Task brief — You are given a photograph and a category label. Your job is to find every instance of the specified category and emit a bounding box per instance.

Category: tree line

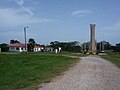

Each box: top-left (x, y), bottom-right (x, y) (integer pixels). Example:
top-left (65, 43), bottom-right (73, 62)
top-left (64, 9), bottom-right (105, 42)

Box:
top-left (0, 39), bottom-right (36, 52)
top-left (0, 39), bottom-right (120, 53)
top-left (49, 41), bottom-right (81, 53)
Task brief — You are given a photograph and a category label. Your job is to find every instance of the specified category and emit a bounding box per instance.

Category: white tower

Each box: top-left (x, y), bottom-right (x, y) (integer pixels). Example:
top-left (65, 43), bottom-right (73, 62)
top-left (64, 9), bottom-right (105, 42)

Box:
top-left (89, 24), bottom-right (96, 54)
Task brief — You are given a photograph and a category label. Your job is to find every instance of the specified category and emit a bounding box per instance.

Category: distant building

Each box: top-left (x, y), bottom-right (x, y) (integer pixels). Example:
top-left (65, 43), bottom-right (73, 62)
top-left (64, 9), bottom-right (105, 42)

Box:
top-left (8, 43), bottom-right (27, 52)
top-left (81, 42), bottom-right (90, 52)
top-left (34, 46), bottom-right (44, 52)
top-left (58, 47), bottom-right (62, 52)
top-left (45, 47), bottom-right (54, 52)
top-left (45, 46), bottom-right (62, 53)
top-left (8, 43), bottom-right (44, 52)
top-left (98, 41), bottom-right (111, 52)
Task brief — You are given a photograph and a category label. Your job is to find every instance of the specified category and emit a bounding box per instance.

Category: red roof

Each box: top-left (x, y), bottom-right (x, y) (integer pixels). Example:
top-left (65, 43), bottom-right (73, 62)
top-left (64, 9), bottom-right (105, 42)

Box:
top-left (8, 43), bottom-right (44, 48)
top-left (8, 43), bottom-right (26, 47)
top-left (34, 46), bottom-right (44, 48)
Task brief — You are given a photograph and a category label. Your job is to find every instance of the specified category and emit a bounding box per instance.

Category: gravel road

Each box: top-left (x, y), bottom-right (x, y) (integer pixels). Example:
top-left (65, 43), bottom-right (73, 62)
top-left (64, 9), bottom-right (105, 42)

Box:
top-left (39, 55), bottom-right (120, 90)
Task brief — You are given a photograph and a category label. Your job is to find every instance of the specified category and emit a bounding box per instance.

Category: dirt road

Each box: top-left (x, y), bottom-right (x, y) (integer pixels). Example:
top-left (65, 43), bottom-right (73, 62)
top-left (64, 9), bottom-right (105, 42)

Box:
top-left (39, 55), bottom-right (120, 90)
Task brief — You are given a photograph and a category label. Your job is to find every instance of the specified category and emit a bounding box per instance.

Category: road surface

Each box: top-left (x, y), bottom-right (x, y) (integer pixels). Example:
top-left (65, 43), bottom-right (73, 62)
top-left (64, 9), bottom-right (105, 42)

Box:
top-left (39, 55), bottom-right (120, 90)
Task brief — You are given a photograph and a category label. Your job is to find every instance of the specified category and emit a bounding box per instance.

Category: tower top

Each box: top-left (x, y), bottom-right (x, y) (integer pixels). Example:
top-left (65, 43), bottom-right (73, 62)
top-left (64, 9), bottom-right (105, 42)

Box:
top-left (90, 24), bottom-right (96, 26)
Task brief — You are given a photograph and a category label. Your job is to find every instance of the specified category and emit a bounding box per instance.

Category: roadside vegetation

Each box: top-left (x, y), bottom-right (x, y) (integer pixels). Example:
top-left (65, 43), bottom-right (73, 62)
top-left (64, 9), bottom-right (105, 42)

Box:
top-left (0, 53), bottom-right (79, 90)
top-left (101, 52), bottom-right (120, 68)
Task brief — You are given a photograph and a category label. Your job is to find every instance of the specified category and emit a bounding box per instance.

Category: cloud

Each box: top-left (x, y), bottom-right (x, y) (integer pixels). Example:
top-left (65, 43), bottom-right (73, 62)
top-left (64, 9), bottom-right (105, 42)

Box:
top-left (101, 23), bottom-right (120, 43)
top-left (14, 0), bottom-right (34, 16)
top-left (72, 10), bottom-right (93, 17)
top-left (102, 23), bottom-right (120, 31)
top-left (15, 0), bottom-right (24, 4)
top-left (0, 8), bottom-right (50, 27)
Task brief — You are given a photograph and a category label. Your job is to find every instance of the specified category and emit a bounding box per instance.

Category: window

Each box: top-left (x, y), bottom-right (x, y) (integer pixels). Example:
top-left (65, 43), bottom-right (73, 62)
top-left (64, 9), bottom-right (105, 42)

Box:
top-left (16, 47), bottom-right (19, 50)
top-left (21, 47), bottom-right (23, 50)
top-left (11, 47), bottom-right (14, 50)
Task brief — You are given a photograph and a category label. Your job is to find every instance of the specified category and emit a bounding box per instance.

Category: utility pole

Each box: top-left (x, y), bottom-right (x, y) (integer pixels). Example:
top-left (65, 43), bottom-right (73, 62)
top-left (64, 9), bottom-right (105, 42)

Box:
top-left (99, 42), bottom-right (101, 52)
top-left (102, 41), bottom-right (104, 51)
top-left (24, 26), bottom-right (28, 52)
top-left (84, 42), bottom-right (86, 51)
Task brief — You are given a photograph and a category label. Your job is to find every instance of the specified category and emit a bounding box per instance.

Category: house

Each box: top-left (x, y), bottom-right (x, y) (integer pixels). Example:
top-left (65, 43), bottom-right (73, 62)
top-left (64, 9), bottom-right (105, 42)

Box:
top-left (45, 46), bottom-right (62, 52)
top-left (8, 43), bottom-right (27, 52)
top-left (8, 43), bottom-right (44, 52)
top-left (58, 47), bottom-right (62, 52)
top-left (34, 46), bottom-right (44, 52)
top-left (45, 47), bottom-right (54, 52)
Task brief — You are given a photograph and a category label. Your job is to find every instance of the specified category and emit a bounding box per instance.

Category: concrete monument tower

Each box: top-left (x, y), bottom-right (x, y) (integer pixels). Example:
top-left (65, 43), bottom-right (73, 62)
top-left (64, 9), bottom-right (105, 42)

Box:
top-left (89, 24), bottom-right (96, 54)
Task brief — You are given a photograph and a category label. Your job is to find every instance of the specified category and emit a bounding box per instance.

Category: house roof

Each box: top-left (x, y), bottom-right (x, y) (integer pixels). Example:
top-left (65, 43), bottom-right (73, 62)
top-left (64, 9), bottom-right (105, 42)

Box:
top-left (8, 43), bottom-right (26, 47)
top-left (34, 46), bottom-right (44, 48)
top-left (8, 43), bottom-right (44, 48)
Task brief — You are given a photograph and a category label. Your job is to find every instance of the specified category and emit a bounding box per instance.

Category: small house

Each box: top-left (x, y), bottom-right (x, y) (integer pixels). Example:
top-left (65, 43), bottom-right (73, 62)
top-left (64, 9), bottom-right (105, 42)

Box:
top-left (8, 43), bottom-right (27, 52)
top-left (45, 47), bottom-right (54, 52)
top-left (8, 43), bottom-right (44, 52)
top-left (34, 46), bottom-right (44, 52)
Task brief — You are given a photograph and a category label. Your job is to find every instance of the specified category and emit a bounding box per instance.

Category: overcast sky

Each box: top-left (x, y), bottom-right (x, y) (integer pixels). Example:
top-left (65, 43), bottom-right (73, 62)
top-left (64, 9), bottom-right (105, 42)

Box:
top-left (0, 0), bottom-right (120, 45)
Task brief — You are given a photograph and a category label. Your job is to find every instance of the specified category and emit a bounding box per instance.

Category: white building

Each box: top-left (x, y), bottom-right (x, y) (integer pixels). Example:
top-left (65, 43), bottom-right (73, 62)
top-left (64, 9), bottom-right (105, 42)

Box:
top-left (34, 46), bottom-right (44, 52)
top-left (45, 47), bottom-right (54, 52)
top-left (8, 43), bottom-right (44, 52)
top-left (58, 47), bottom-right (62, 52)
top-left (8, 43), bottom-right (27, 52)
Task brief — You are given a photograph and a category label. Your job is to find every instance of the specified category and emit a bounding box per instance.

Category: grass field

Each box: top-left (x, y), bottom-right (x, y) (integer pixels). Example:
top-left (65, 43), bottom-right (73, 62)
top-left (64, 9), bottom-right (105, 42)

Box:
top-left (0, 52), bottom-right (79, 90)
top-left (101, 52), bottom-right (120, 68)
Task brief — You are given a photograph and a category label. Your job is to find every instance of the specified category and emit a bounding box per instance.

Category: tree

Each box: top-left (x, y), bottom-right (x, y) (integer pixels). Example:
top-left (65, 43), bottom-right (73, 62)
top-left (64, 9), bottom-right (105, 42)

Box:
top-left (27, 38), bottom-right (36, 52)
top-left (69, 41), bottom-right (80, 46)
top-left (0, 43), bottom-right (9, 52)
top-left (49, 41), bottom-right (81, 53)
top-left (116, 43), bottom-right (120, 52)
top-left (10, 39), bottom-right (20, 44)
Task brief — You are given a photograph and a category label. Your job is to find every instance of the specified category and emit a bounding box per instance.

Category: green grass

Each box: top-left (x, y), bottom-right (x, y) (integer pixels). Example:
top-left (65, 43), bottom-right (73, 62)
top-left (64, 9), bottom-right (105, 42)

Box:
top-left (0, 53), bottom-right (79, 90)
top-left (101, 52), bottom-right (120, 68)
